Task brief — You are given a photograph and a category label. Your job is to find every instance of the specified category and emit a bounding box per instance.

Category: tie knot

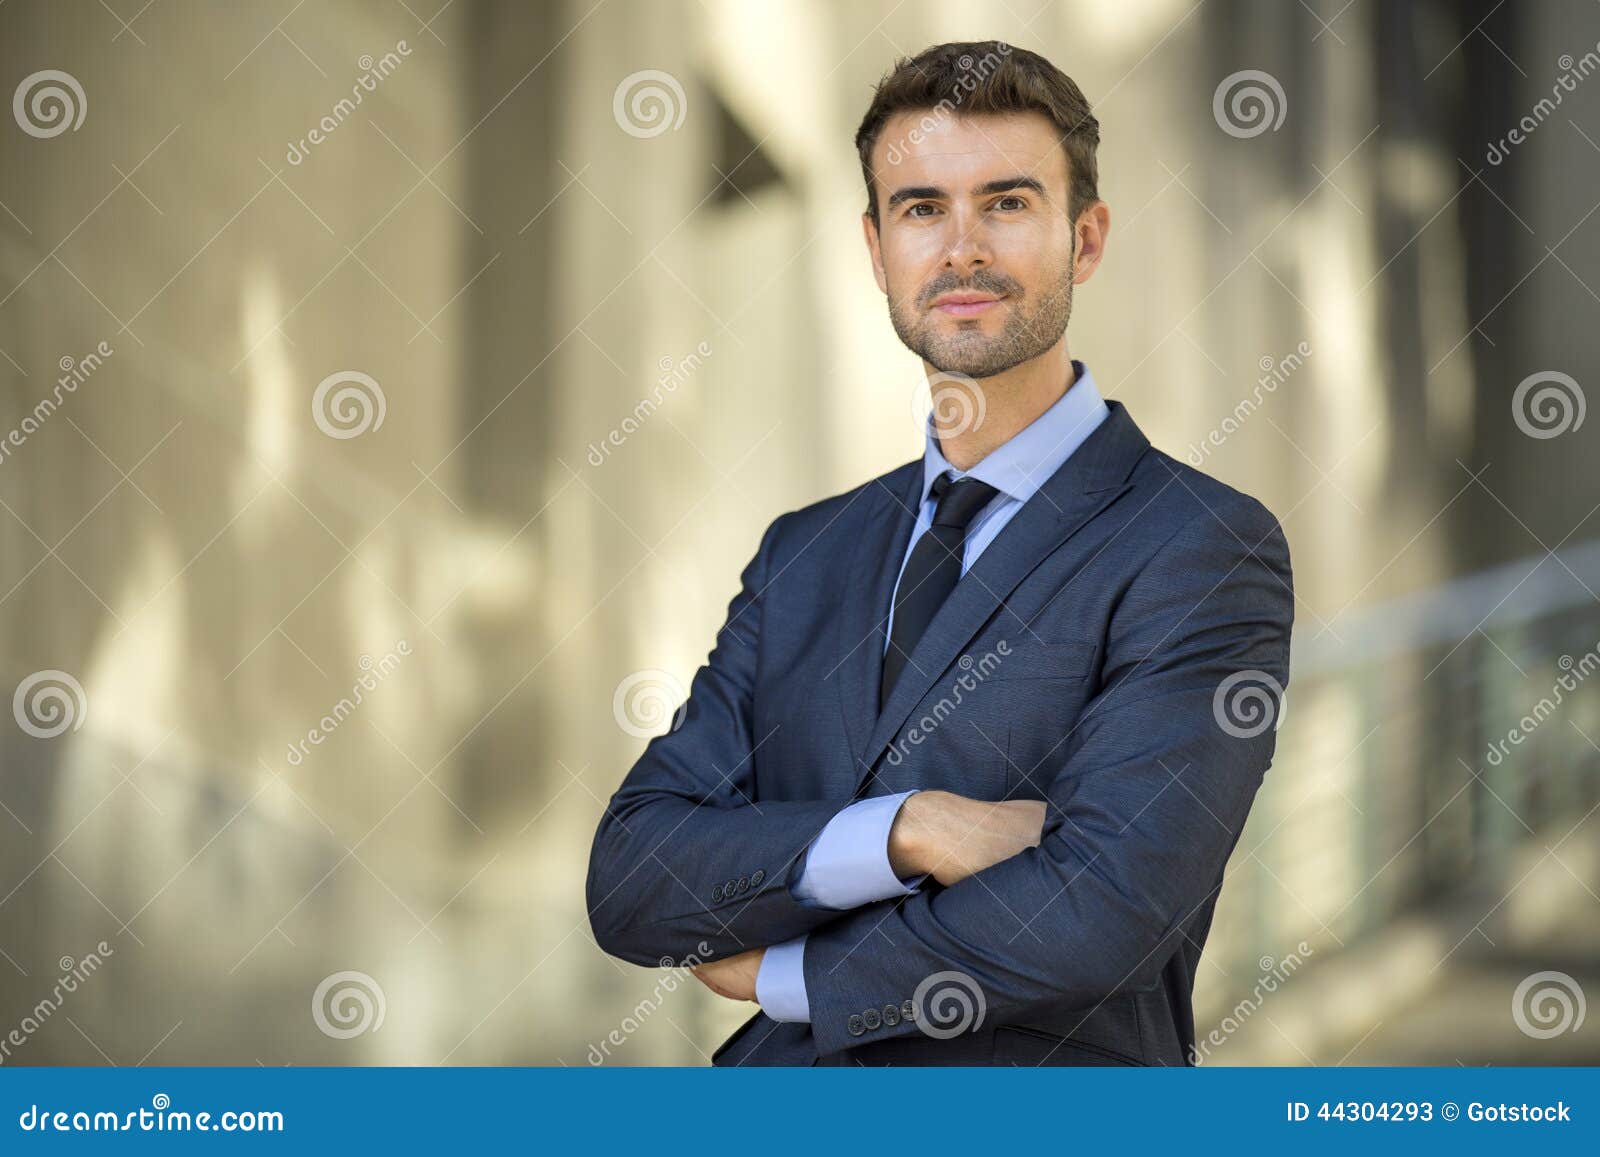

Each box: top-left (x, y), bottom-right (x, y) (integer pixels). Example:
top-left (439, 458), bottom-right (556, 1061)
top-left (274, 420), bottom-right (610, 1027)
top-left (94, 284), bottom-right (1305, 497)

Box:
top-left (929, 472), bottom-right (999, 530)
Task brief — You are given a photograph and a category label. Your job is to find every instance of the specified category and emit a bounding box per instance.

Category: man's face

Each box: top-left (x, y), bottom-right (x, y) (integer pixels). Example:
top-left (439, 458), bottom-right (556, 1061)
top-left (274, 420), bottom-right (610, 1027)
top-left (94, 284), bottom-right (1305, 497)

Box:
top-left (863, 110), bottom-right (1089, 380)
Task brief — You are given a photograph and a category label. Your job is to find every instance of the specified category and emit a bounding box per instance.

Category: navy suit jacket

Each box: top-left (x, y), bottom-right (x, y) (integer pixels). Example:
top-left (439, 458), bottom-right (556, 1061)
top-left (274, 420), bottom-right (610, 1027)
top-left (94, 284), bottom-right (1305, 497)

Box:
top-left (586, 400), bottom-right (1294, 1066)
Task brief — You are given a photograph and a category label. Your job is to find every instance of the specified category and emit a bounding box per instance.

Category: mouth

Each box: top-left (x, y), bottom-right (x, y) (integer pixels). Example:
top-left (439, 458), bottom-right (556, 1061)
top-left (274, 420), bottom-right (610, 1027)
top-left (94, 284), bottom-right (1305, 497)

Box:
top-left (931, 294), bottom-right (1004, 318)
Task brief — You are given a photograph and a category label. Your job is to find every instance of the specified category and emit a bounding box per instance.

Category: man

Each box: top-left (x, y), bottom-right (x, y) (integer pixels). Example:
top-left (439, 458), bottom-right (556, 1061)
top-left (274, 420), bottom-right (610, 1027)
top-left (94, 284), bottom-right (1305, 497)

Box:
top-left (586, 40), bottom-right (1293, 1066)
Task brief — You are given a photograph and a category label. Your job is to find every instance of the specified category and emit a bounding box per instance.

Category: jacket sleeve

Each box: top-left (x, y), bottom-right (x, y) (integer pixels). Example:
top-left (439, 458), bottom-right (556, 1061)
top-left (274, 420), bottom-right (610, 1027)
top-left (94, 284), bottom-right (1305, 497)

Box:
top-left (585, 512), bottom-right (860, 967)
top-left (796, 496), bottom-right (1295, 1057)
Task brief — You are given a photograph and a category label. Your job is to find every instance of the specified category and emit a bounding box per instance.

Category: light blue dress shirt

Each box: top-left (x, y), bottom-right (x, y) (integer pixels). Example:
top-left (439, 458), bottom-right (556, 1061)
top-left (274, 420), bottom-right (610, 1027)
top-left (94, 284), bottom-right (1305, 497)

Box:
top-left (754, 360), bottom-right (1111, 1023)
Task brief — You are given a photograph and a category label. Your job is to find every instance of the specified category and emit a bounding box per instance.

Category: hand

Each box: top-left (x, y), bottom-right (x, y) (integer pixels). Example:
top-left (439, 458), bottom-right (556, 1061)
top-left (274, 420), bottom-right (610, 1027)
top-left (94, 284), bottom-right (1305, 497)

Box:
top-left (690, 946), bottom-right (765, 1002)
top-left (888, 790), bottom-right (1046, 886)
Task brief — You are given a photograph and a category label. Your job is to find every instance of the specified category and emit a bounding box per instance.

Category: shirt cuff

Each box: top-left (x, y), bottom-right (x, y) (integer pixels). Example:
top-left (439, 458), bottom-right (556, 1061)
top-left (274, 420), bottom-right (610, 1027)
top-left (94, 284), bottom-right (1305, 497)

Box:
top-left (755, 935), bottom-right (811, 1023)
top-left (790, 789), bottom-right (927, 910)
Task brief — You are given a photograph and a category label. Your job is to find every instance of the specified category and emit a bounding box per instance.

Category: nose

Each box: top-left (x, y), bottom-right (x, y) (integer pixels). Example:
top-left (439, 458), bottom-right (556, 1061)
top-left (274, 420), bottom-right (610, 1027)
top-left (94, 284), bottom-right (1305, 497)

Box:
top-left (940, 205), bottom-right (992, 277)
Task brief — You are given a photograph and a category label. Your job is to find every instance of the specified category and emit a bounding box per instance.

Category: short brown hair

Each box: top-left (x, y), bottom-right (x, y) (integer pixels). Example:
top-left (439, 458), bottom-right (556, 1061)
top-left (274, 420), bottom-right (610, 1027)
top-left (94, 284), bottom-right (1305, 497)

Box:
top-left (854, 41), bottom-right (1101, 229)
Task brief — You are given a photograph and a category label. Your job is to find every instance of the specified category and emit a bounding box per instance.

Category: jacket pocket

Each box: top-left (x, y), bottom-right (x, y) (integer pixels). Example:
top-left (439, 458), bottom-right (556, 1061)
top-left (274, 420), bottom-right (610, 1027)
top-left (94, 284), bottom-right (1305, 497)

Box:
top-left (986, 640), bottom-right (1097, 681)
top-left (990, 1023), bottom-right (1145, 1066)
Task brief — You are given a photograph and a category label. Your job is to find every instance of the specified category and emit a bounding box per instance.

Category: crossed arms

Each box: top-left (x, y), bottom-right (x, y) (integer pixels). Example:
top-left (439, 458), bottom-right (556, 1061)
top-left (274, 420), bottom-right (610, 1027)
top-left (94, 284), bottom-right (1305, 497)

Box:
top-left (586, 493), bottom-right (1293, 1057)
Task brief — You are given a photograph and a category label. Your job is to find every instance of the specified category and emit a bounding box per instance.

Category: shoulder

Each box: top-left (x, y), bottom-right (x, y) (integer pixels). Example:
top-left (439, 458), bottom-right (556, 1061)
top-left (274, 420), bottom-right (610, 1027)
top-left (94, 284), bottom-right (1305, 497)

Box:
top-left (1112, 447), bottom-right (1293, 599)
top-left (759, 458), bottom-right (921, 556)
top-left (1127, 445), bottom-right (1287, 551)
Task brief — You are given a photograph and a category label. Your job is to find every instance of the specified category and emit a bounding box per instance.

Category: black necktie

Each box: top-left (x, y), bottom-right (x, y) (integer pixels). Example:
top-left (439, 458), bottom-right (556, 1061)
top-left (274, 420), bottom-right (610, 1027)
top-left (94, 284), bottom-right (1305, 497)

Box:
top-left (881, 472), bottom-right (1000, 709)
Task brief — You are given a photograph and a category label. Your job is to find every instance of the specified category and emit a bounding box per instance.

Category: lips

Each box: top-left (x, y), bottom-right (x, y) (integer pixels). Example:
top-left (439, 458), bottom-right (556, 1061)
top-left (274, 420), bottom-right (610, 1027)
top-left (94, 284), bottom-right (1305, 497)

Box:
top-left (933, 295), bottom-right (1003, 317)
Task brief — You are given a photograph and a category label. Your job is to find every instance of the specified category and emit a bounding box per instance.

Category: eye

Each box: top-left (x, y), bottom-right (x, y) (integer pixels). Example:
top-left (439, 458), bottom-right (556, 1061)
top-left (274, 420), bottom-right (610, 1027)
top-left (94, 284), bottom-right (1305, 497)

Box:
top-left (993, 195), bottom-right (1027, 211)
top-left (907, 202), bottom-right (939, 218)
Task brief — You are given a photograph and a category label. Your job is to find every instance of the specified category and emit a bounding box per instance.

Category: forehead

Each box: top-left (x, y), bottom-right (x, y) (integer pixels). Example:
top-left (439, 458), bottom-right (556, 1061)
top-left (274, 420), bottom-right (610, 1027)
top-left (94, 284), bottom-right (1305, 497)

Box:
top-left (872, 109), bottom-right (1068, 191)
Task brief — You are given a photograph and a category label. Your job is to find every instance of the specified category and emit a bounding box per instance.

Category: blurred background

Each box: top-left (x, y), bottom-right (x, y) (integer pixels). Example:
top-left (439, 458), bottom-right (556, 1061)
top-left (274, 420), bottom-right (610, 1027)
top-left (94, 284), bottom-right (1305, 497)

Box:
top-left (1, 0), bottom-right (1597, 1066)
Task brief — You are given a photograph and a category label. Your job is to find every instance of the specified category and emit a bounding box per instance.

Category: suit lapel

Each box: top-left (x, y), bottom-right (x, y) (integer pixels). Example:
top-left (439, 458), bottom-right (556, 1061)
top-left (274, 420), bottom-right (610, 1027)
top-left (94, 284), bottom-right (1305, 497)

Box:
top-left (828, 460), bottom-right (923, 798)
top-left (848, 401), bottom-right (1150, 793)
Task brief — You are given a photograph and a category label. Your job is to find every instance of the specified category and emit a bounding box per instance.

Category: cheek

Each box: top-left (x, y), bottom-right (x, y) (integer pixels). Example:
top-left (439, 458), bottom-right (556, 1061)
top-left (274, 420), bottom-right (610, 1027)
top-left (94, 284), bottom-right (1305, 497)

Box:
top-left (884, 228), bottom-right (950, 276)
top-left (879, 252), bottom-right (927, 302)
top-left (997, 236), bottom-right (1067, 293)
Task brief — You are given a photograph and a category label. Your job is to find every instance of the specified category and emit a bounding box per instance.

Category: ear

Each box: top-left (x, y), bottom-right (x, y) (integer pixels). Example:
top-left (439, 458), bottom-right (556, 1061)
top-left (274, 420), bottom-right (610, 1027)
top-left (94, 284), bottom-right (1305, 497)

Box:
top-left (861, 212), bottom-right (888, 295)
top-left (1071, 200), bottom-right (1111, 285)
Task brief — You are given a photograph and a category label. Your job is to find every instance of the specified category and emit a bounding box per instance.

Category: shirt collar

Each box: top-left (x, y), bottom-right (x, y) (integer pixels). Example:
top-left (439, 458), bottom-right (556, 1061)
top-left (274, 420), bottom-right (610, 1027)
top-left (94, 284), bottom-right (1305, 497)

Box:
top-left (919, 359), bottom-right (1110, 507)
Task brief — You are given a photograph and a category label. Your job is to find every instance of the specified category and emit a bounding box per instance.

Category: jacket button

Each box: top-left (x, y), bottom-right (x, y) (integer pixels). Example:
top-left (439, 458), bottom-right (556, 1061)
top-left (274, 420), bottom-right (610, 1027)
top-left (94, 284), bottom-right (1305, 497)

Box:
top-left (901, 998), bottom-right (916, 1021)
top-left (862, 1007), bottom-right (881, 1030)
top-left (724, 879), bottom-right (738, 898)
top-left (750, 869), bottom-right (765, 886)
top-left (882, 1003), bottom-right (900, 1027)
top-left (711, 884), bottom-right (723, 902)
top-left (736, 875), bottom-right (750, 894)
top-left (847, 1014), bottom-right (865, 1036)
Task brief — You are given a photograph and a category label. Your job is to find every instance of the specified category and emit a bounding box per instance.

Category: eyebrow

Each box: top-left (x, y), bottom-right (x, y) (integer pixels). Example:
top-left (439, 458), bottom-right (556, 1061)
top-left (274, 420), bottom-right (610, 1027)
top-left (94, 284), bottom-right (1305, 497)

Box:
top-left (884, 174), bottom-right (1049, 212)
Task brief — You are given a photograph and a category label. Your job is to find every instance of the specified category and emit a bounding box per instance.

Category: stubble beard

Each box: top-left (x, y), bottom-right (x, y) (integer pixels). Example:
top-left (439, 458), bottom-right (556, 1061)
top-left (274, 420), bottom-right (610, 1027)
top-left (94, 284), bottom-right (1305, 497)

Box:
top-left (888, 251), bottom-right (1076, 380)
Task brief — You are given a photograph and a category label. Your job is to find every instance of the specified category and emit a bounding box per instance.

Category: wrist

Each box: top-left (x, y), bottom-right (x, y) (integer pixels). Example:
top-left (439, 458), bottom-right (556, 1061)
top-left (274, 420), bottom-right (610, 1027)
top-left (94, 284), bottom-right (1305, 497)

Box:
top-left (888, 789), bottom-right (939, 878)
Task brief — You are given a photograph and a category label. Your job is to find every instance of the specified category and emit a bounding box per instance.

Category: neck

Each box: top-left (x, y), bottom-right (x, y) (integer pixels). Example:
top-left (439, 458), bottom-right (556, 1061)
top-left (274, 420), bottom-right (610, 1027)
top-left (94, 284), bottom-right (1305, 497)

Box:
top-left (931, 341), bottom-right (1077, 472)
